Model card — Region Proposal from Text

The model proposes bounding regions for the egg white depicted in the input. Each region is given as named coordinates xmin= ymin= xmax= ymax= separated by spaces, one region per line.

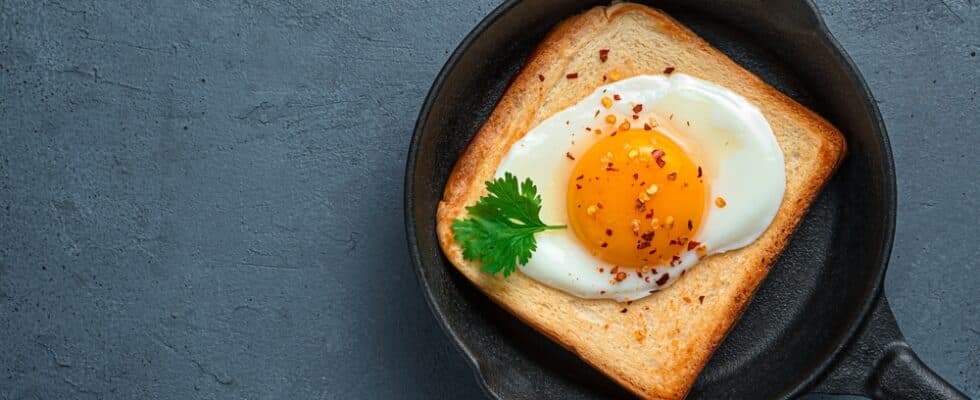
xmin=496 ymin=73 xmax=785 ymax=301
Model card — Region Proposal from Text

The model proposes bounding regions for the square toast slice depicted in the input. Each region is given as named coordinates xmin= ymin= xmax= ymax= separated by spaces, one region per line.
xmin=436 ymin=3 xmax=845 ymax=399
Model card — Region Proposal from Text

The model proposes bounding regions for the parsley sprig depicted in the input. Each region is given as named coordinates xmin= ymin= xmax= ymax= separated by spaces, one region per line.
xmin=452 ymin=173 xmax=565 ymax=277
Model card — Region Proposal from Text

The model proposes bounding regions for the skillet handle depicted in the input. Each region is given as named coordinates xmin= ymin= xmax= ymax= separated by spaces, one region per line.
xmin=867 ymin=342 xmax=970 ymax=400
xmin=812 ymin=295 xmax=970 ymax=399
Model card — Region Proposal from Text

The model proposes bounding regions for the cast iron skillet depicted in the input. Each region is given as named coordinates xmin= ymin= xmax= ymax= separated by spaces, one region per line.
xmin=405 ymin=1 xmax=971 ymax=399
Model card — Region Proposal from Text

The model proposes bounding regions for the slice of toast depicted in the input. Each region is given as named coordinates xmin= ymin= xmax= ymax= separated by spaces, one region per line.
xmin=435 ymin=3 xmax=845 ymax=399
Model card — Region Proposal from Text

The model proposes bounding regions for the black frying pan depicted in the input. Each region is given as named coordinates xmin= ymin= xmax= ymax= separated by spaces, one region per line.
xmin=404 ymin=1 xmax=970 ymax=399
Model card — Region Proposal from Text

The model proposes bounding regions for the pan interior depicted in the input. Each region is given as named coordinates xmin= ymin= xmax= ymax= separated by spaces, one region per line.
xmin=408 ymin=1 xmax=890 ymax=399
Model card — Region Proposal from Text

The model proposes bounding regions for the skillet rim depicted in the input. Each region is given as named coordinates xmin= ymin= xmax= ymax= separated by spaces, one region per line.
xmin=403 ymin=0 xmax=897 ymax=398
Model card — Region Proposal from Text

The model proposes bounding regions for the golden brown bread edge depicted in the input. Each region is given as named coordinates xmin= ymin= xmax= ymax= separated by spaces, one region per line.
xmin=435 ymin=3 xmax=846 ymax=399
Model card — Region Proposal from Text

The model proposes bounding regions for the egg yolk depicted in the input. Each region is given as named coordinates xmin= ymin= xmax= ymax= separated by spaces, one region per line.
xmin=567 ymin=129 xmax=707 ymax=269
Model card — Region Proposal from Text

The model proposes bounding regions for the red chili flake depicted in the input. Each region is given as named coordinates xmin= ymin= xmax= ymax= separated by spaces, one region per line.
xmin=576 ymin=174 xmax=585 ymax=180
xmin=538 ymin=74 xmax=545 ymax=81
xmin=651 ymin=149 xmax=666 ymax=168
xmin=632 ymin=114 xmax=639 ymax=120
xmin=656 ymin=274 xmax=670 ymax=285
xmin=576 ymin=184 xmax=582 ymax=190
xmin=663 ymin=66 xmax=675 ymax=74
xmin=644 ymin=276 xmax=650 ymax=283
xmin=596 ymin=202 xmax=604 ymax=209
xmin=610 ymin=266 xmax=619 ymax=275
xmin=666 ymin=172 xmax=677 ymax=181
xmin=687 ymin=220 xmax=693 ymax=231
xmin=635 ymin=271 xmax=642 ymax=278
xmin=602 ymin=75 xmax=608 ymax=82
xmin=650 ymin=268 xmax=657 ymax=275
xmin=566 ymin=72 xmax=579 ymax=79
xmin=687 ymin=240 xmax=702 ymax=250
xmin=671 ymin=255 xmax=681 ymax=266
xmin=613 ymin=94 xmax=621 ymax=101
xmin=644 ymin=211 xmax=653 ymax=219
xmin=633 ymin=104 xmax=643 ymax=113
xmin=697 ymin=166 xmax=702 ymax=177
xmin=641 ymin=231 xmax=654 ymax=241
xmin=610 ymin=131 xmax=617 ymax=137
xmin=606 ymin=167 xmax=619 ymax=172
xmin=599 ymin=267 xmax=605 ymax=273
xmin=599 ymin=49 xmax=610 ymax=62
xmin=698 ymin=295 xmax=705 ymax=304
xmin=620 ymin=308 xmax=628 ymax=313
xmin=639 ymin=181 xmax=646 ymax=186
xmin=600 ymin=290 xmax=606 ymax=295
xmin=632 ymin=173 xmax=639 ymax=180
xmin=565 ymin=152 xmax=575 ymax=160
xmin=605 ymin=228 xmax=613 ymax=236
xmin=585 ymin=127 xmax=592 ymax=131
xmin=615 ymin=271 xmax=627 ymax=281
xmin=635 ymin=199 xmax=646 ymax=212
xmin=637 ymin=242 xmax=651 ymax=250
xmin=648 ymin=249 xmax=657 ymax=255
xmin=681 ymin=269 xmax=686 ymax=276
xmin=643 ymin=123 xmax=652 ymax=130
xmin=600 ymin=242 xmax=608 ymax=248
xmin=669 ymin=239 xmax=679 ymax=246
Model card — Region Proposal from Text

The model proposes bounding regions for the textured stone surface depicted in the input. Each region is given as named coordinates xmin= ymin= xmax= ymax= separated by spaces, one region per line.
xmin=0 ymin=0 xmax=975 ymax=399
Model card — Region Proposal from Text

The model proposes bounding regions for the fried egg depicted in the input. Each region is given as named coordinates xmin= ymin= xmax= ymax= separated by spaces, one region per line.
xmin=496 ymin=73 xmax=785 ymax=301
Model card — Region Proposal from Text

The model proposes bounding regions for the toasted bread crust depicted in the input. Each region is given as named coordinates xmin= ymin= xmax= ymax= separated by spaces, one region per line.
xmin=435 ymin=4 xmax=846 ymax=399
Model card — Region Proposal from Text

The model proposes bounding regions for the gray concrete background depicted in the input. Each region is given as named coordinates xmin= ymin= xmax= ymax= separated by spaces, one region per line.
xmin=0 ymin=0 xmax=976 ymax=399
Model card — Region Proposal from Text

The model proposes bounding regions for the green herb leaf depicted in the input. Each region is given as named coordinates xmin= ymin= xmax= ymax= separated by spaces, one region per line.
xmin=451 ymin=173 xmax=565 ymax=277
